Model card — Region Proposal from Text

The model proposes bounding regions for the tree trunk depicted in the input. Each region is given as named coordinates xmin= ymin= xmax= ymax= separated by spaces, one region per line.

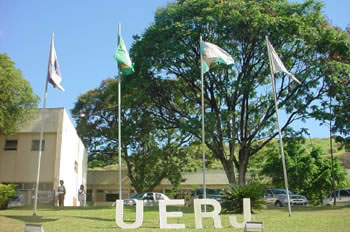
xmin=238 ymin=163 xmax=247 ymax=185
xmin=221 ymin=159 xmax=236 ymax=184
xmin=238 ymin=148 xmax=249 ymax=185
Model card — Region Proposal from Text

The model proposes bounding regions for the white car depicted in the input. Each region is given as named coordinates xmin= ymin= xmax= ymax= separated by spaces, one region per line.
xmin=323 ymin=189 xmax=350 ymax=206
xmin=123 ymin=192 xmax=169 ymax=206
xmin=264 ymin=189 xmax=307 ymax=207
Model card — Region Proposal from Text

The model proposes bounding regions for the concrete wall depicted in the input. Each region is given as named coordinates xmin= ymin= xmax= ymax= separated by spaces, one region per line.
xmin=57 ymin=109 xmax=88 ymax=206
xmin=0 ymin=108 xmax=60 ymax=184
xmin=0 ymin=133 xmax=56 ymax=183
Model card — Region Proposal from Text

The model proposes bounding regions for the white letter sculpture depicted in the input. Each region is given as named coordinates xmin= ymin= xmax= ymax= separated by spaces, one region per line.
xmin=159 ymin=199 xmax=185 ymax=229
xmin=194 ymin=199 xmax=222 ymax=229
xmin=116 ymin=200 xmax=144 ymax=229
xmin=229 ymin=198 xmax=252 ymax=228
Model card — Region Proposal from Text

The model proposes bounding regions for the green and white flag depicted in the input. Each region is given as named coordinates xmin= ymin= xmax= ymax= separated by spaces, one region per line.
xmin=114 ymin=35 xmax=134 ymax=76
xmin=200 ymin=41 xmax=234 ymax=73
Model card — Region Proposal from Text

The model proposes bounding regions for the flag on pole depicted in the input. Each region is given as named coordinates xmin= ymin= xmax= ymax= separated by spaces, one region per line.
xmin=114 ymin=34 xmax=134 ymax=76
xmin=266 ymin=38 xmax=301 ymax=84
xmin=200 ymin=41 xmax=234 ymax=73
xmin=47 ymin=33 xmax=64 ymax=91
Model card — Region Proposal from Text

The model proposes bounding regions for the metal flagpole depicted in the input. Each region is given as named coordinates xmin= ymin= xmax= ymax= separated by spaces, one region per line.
xmin=329 ymin=96 xmax=336 ymax=205
xmin=118 ymin=24 xmax=122 ymax=200
xmin=200 ymin=36 xmax=207 ymax=204
xmin=33 ymin=35 xmax=51 ymax=215
xmin=266 ymin=36 xmax=292 ymax=217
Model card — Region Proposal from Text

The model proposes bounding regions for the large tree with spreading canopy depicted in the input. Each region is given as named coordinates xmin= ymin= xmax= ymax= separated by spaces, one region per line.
xmin=128 ymin=0 xmax=350 ymax=184
xmin=72 ymin=78 xmax=199 ymax=192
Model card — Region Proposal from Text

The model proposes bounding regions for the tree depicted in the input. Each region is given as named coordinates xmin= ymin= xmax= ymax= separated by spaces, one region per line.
xmin=72 ymin=78 xmax=197 ymax=192
xmin=0 ymin=53 xmax=39 ymax=135
xmin=260 ymin=137 xmax=349 ymax=205
xmin=130 ymin=0 xmax=350 ymax=184
xmin=310 ymin=23 xmax=350 ymax=147
xmin=0 ymin=184 xmax=17 ymax=209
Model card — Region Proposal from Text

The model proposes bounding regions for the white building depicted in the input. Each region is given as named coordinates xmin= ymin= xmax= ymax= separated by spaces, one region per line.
xmin=0 ymin=108 xmax=88 ymax=207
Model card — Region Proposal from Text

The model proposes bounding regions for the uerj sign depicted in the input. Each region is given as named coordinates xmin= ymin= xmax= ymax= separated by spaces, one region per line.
xmin=115 ymin=198 xmax=252 ymax=229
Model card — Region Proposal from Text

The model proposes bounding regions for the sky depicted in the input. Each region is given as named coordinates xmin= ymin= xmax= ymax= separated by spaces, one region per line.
xmin=0 ymin=0 xmax=349 ymax=138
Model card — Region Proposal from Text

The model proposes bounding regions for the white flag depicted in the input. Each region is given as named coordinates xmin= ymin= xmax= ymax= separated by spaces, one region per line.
xmin=47 ymin=33 xmax=64 ymax=91
xmin=266 ymin=38 xmax=301 ymax=84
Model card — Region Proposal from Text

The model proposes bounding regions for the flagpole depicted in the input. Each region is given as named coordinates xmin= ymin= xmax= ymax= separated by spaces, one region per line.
xmin=266 ymin=36 xmax=292 ymax=217
xmin=33 ymin=34 xmax=52 ymax=216
xmin=200 ymin=36 xmax=207 ymax=205
xmin=118 ymin=24 xmax=123 ymax=200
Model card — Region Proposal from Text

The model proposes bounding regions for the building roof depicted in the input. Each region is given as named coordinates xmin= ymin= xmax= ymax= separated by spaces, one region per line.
xmin=161 ymin=169 xmax=229 ymax=185
xmin=87 ymin=170 xmax=130 ymax=185
xmin=87 ymin=169 xmax=229 ymax=186
xmin=18 ymin=108 xmax=65 ymax=133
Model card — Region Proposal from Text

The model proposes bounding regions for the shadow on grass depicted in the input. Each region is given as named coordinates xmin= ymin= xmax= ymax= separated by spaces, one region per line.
xmin=291 ymin=205 xmax=350 ymax=212
xmin=41 ymin=206 xmax=114 ymax=211
xmin=123 ymin=205 xmax=194 ymax=213
xmin=258 ymin=205 xmax=350 ymax=213
xmin=70 ymin=215 xmax=160 ymax=229
xmin=4 ymin=215 xmax=58 ymax=223
xmin=71 ymin=215 xmax=114 ymax=222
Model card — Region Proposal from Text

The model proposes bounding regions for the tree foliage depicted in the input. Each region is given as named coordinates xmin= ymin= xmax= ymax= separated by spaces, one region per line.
xmin=129 ymin=0 xmax=350 ymax=184
xmin=260 ymin=137 xmax=349 ymax=205
xmin=222 ymin=182 xmax=265 ymax=213
xmin=0 ymin=184 xmax=17 ymax=209
xmin=72 ymin=78 xmax=198 ymax=192
xmin=0 ymin=53 xmax=39 ymax=135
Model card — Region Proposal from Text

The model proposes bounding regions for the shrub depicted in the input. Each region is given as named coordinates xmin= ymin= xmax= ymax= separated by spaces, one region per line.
xmin=0 ymin=184 xmax=17 ymax=210
xmin=222 ymin=182 xmax=265 ymax=213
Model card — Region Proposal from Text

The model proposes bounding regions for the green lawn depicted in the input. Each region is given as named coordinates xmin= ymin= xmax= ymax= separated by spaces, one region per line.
xmin=0 ymin=205 xmax=349 ymax=232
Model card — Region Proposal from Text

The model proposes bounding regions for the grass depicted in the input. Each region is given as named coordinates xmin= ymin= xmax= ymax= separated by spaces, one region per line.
xmin=1 ymin=205 xmax=350 ymax=232
xmin=304 ymin=138 xmax=345 ymax=157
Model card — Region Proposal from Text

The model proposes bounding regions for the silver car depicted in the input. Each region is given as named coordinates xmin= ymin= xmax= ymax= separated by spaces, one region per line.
xmin=323 ymin=189 xmax=350 ymax=206
xmin=123 ymin=192 xmax=169 ymax=206
xmin=188 ymin=188 xmax=224 ymax=206
xmin=264 ymin=189 xmax=307 ymax=207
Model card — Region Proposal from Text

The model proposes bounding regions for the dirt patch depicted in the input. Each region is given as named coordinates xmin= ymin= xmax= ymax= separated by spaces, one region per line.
xmin=339 ymin=152 xmax=350 ymax=169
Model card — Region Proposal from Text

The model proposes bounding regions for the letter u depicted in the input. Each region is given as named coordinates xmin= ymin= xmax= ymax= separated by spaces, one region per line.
xmin=116 ymin=200 xmax=144 ymax=229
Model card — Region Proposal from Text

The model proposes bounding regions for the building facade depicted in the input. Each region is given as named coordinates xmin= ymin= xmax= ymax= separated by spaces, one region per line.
xmin=0 ymin=108 xmax=88 ymax=207
xmin=87 ymin=169 xmax=229 ymax=205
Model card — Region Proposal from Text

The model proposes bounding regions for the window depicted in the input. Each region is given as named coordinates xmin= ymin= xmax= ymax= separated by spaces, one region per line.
xmin=31 ymin=140 xmax=45 ymax=151
xmin=144 ymin=192 xmax=154 ymax=200
xmin=74 ymin=161 xmax=78 ymax=173
xmin=155 ymin=193 xmax=164 ymax=200
xmin=23 ymin=183 xmax=35 ymax=190
xmin=340 ymin=190 xmax=350 ymax=197
xmin=39 ymin=183 xmax=53 ymax=190
xmin=4 ymin=140 xmax=17 ymax=150
xmin=106 ymin=193 xmax=119 ymax=202
xmin=265 ymin=190 xmax=273 ymax=196
xmin=329 ymin=191 xmax=339 ymax=198
xmin=86 ymin=189 xmax=92 ymax=202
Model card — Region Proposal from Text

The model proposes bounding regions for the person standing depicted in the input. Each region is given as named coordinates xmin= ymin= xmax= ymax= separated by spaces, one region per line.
xmin=78 ymin=184 xmax=86 ymax=207
xmin=57 ymin=180 xmax=66 ymax=207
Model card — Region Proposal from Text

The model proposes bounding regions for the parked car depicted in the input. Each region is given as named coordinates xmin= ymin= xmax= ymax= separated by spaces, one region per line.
xmin=188 ymin=188 xmax=224 ymax=206
xmin=123 ymin=192 xmax=169 ymax=206
xmin=264 ymin=188 xmax=307 ymax=207
xmin=323 ymin=189 xmax=350 ymax=206
xmin=7 ymin=194 xmax=23 ymax=208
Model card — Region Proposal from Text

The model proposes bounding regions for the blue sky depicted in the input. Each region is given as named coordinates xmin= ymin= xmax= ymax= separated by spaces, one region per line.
xmin=0 ymin=0 xmax=349 ymax=138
